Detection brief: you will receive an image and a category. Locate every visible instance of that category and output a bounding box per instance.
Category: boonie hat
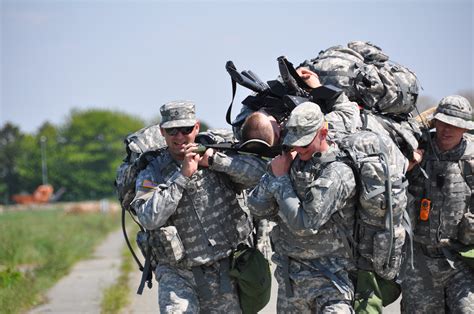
[283,102,324,147]
[160,101,197,128]
[432,95,474,130]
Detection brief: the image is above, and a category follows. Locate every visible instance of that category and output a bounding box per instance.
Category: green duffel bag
[457,245,474,269]
[354,270,401,314]
[229,244,272,314]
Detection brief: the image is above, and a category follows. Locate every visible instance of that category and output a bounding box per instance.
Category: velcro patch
[142,179,158,189]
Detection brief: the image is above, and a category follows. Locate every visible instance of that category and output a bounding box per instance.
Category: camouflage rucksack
[300,41,419,116]
[115,124,167,293]
[337,131,410,280]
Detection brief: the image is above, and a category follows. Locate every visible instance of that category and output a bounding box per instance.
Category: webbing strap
[402,210,414,269]
[299,259,351,295]
[332,216,356,259]
[137,242,153,295]
[225,77,237,125]
[219,258,233,293]
[460,158,474,211]
[281,255,293,297]
[191,266,213,299]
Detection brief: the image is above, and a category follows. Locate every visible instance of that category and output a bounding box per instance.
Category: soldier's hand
[198,148,215,168]
[271,151,297,176]
[407,148,424,171]
[181,143,200,177]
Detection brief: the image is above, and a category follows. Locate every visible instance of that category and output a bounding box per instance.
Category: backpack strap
[459,155,474,212]
[219,257,233,293]
[191,266,213,299]
[137,234,153,294]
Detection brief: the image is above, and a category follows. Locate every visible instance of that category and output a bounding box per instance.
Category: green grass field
[0,207,120,314]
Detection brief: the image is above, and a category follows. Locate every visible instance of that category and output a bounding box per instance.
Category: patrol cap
[432,95,474,130]
[160,101,197,128]
[283,101,324,147]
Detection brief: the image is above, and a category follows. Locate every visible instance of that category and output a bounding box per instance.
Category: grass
[100,244,134,314]
[0,207,120,314]
[100,223,140,314]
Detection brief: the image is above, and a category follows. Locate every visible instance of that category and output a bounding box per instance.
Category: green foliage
[57,110,144,200]
[0,123,24,204]
[0,208,120,313]
[0,110,145,203]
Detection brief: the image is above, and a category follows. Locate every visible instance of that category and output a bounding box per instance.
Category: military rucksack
[300,41,420,117]
[114,124,167,293]
[337,131,410,280]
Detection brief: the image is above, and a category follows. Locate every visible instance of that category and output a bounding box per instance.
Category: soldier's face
[161,122,200,160]
[434,120,466,152]
[293,128,328,161]
[294,132,319,161]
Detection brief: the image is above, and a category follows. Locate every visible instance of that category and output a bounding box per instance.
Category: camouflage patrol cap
[283,101,324,147]
[160,101,197,128]
[433,95,474,130]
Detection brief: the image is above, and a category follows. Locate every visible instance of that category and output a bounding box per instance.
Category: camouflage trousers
[273,254,355,313]
[155,261,241,313]
[400,244,474,313]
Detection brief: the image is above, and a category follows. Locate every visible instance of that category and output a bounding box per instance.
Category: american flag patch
[142,179,158,189]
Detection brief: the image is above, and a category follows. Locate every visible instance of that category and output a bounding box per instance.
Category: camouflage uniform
[132,101,266,313]
[248,102,357,313]
[401,95,474,313]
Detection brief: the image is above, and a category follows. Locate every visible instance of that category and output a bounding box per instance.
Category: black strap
[226,74,237,125]
[219,258,233,293]
[137,240,153,294]
[191,266,213,299]
[459,158,474,211]
[122,206,144,272]
[281,255,293,297]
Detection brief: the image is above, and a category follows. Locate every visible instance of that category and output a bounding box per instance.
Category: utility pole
[40,136,48,185]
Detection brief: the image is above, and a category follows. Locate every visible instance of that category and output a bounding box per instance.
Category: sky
[1,0,473,134]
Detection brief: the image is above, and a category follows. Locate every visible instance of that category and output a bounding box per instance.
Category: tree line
[1,109,149,204]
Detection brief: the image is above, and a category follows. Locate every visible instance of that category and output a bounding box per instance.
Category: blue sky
[1,0,473,133]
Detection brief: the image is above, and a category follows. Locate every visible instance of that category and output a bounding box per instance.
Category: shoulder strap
[459,154,474,212]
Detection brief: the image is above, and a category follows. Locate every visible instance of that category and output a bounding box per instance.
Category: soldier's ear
[319,127,328,139]
[195,122,200,133]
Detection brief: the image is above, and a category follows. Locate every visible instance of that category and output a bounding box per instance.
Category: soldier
[131,101,266,313]
[401,95,474,313]
[247,101,357,313]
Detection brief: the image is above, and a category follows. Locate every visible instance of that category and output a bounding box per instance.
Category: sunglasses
[164,126,194,136]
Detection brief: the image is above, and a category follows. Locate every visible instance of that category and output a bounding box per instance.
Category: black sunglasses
[164,126,194,136]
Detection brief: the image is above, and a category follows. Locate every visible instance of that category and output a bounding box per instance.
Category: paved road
[29,229,123,314]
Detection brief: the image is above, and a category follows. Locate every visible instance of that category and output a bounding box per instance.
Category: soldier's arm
[247,172,279,219]
[209,151,267,188]
[268,162,356,232]
[131,162,189,230]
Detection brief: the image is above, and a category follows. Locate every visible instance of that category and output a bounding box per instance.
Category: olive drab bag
[300,41,419,116]
[338,131,410,280]
[229,244,272,314]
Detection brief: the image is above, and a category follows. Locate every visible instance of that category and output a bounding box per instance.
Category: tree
[0,123,24,204]
[57,109,144,200]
